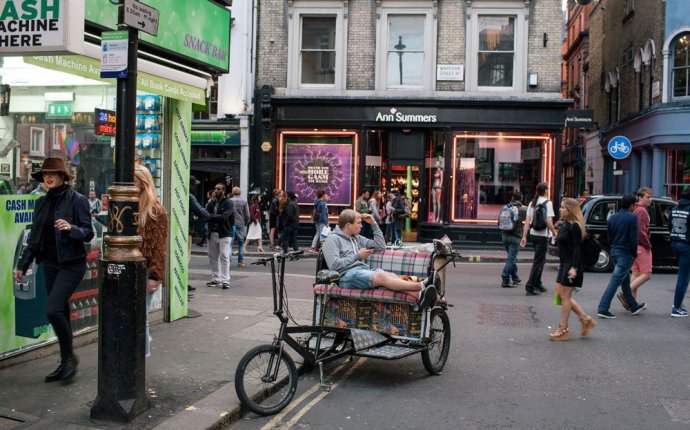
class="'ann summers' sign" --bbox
[375,107,437,123]
[0,0,84,55]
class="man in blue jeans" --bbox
[597,194,647,318]
[669,187,690,317]
[501,191,526,288]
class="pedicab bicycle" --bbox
[234,234,459,416]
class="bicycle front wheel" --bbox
[421,308,451,375]
[235,344,298,416]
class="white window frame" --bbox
[287,3,346,92]
[52,124,67,151]
[30,127,45,156]
[375,4,436,91]
[466,5,526,94]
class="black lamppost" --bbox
[90,0,149,422]
[394,36,406,85]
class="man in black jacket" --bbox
[669,187,690,317]
[205,183,234,289]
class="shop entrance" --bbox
[387,131,426,242]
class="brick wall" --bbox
[436,0,465,92]
[256,0,288,88]
[346,0,376,90]
[527,0,564,93]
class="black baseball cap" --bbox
[190,175,200,185]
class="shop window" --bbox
[278,131,358,217]
[666,148,690,200]
[287,5,346,91]
[466,6,525,93]
[672,33,690,99]
[376,6,435,91]
[451,133,550,222]
[30,127,45,156]
[52,124,67,151]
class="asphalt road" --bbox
[211,256,690,430]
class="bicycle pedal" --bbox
[320,380,333,392]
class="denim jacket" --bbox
[17,187,94,272]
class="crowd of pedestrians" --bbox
[498,183,690,341]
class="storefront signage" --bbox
[0,195,57,358]
[374,107,437,123]
[94,108,116,136]
[0,0,84,55]
[607,135,632,160]
[99,30,128,79]
[261,141,272,152]
[24,55,206,104]
[85,0,230,72]
[436,64,464,81]
[168,99,191,321]
[123,0,159,37]
[46,101,73,117]
[190,130,239,146]
[564,109,594,129]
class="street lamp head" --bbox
[394,36,406,52]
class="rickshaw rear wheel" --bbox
[235,344,298,416]
[421,308,451,375]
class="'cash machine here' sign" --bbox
[0,0,84,55]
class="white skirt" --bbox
[247,221,262,240]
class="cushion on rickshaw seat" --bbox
[312,284,418,305]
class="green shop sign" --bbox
[85,0,230,72]
[24,54,205,105]
[191,130,239,146]
[46,102,73,117]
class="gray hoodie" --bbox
[321,223,386,275]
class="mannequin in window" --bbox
[431,160,443,223]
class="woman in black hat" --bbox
[14,157,93,383]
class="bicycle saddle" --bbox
[315,269,340,284]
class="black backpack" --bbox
[532,200,550,231]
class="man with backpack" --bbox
[499,191,527,288]
[520,182,557,296]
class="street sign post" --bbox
[607,136,632,160]
[123,0,160,36]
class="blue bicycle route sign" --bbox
[608,136,632,160]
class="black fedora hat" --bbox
[31,157,74,183]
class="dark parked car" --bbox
[549,195,678,272]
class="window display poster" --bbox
[0,195,56,358]
[284,143,353,206]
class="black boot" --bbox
[44,362,65,383]
[60,354,79,382]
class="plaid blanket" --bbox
[313,284,418,304]
[366,249,432,278]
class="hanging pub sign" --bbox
[0,0,84,55]
[94,108,116,136]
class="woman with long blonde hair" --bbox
[134,164,168,357]
[550,197,596,341]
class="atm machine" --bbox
[13,227,49,338]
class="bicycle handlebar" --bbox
[251,250,305,266]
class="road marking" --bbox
[260,358,366,430]
[188,269,316,279]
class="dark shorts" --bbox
[557,262,583,288]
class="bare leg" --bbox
[371,272,423,299]
[556,283,572,327]
[269,227,275,248]
[630,271,651,299]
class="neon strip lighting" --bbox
[454,134,551,140]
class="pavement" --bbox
[0,244,552,430]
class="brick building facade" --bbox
[585,0,690,199]
[252,0,570,245]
